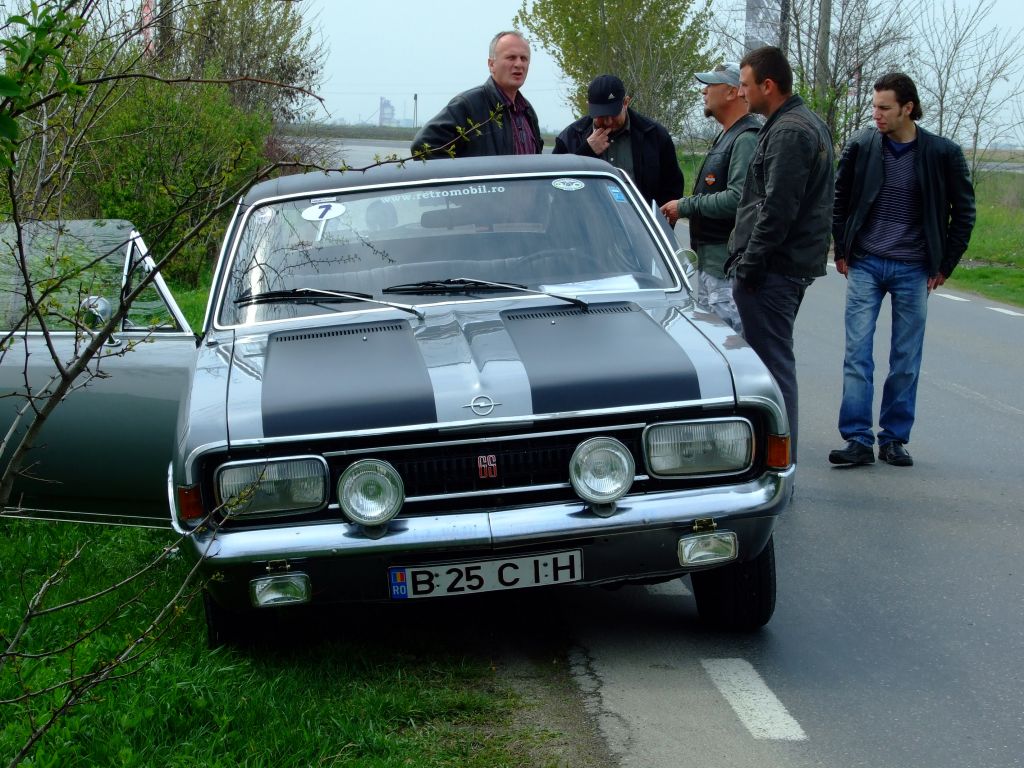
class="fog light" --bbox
[678,532,738,566]
[570,437,635,504]
[338,459,404,526]
[250,573,311,607]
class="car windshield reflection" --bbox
[218,175,676,326]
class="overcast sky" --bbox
[302,0,1024,132]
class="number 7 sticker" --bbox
[301,201,346,221]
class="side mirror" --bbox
[79,296,120,345]
[80,296,112,330]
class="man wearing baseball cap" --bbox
[553,74,683,206]
[661,62,761,333]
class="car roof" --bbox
[241,154,621,205]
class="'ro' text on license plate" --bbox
[388,550,583,600]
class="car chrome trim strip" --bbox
[223,396,736,450]
[402,475,651,503]
[320,423,649,457]
[130,230,194,335]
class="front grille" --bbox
[204,410,767,527]
[385,428,642,499]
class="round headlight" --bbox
[569,437,635,504]
[338,459,404,526]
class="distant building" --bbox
[379,98,396,128]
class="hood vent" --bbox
[505,302,637,322]
[273,322,407,345]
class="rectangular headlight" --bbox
[217,457,327,517]
[644,419,752,477]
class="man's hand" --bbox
[588,126,612,155]
[660,199,680,226]
[927,273,947,293]
[836,257,849,277]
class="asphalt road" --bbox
[563,267,1024,768]
[319,139,1024,766]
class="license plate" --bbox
[388,549,583,600]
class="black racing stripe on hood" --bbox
[502,303,700,413]
[261,321,436,437]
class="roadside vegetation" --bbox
[0,520,556,768]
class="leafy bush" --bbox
[72,78,271,287]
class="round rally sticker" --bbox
[301,201,346,221]
[551,178,585,191]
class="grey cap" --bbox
[695,62,740,87]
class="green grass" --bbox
[0,520,553,767]
[947,170,1024,305]
[675,151,1024,307]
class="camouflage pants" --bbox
[696,270,743,334]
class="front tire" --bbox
[202,590,240,649]
[691,535,776,630]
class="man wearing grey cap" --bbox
[661,62,760,333]
[553,74,684,206]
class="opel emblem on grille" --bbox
[463,394,500,416]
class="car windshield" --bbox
[218,175,678,326]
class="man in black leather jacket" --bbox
[727,46,834,464]
[411,31,543,159]
[553,74,684,207]
[828,72,975,468]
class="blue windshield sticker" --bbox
[607,185,627,202]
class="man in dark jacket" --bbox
[553,74,684,207]
[728,46,834,463]
[829,73,975,468]
[411,31,543,159]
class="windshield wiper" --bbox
[383,277,589,311]
[234,287,424,320]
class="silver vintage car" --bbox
[2,155,793,644]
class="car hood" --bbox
[222,300,737,443]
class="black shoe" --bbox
[828,440,874,466]
[879,441,913,466]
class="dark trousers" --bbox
[733,272,813,462]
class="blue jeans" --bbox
[838,253,929,447]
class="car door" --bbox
[0,220,196,527]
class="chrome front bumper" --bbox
[190,468,793,608]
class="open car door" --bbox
[1,220,196,527]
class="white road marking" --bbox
[934,293,970,301]
[931,380,1024,417]
[700,658,808,741]
[988,307,1024,316]
[645,578,691,597]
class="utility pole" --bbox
[744,0,777,51]
[814,0,832,104]
[779,0,791,53]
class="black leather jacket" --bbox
[833,126,976,278]
[552,109,684,206]
[728,96,834,282]
[411,78,543,159]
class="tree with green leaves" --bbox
[0,4,327,762]
[515,0,715,138]
[168,0,325,122]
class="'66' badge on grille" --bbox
[477,454,498,479]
